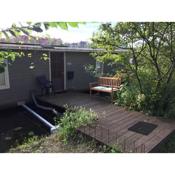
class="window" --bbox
[0,61,10,90]
[96,61,104,75]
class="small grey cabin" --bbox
[0,43,97,109]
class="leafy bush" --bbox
[58,107,97,144]
[115,84,145,111]
[115,79,175,118]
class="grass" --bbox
[10,130,175,153]
[9,132,121,153]
[8,106,121,153]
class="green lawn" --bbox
[9,133,120,153]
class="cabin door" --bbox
[50,52,65,92]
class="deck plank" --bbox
[40,92,175,153]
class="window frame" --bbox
[0,61,10,90]
[95,61,104,75]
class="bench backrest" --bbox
[98,77,121,87]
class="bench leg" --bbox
[111,92,114,103]
[90,89,92,96]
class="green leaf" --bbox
[34,23,42,27]
[2,31,9,40]
[43,22,49,30]
[9,29,17,37]
[57,22,68,30]
[47,22,59,28]
[67,22,79,28]
[20,28,30,35]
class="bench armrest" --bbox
[115,84,124,90]
[118,84,124,89]
[89,82,98,88]
[111,84,124,92]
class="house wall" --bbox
[65,52,96,91]
[0,50,96,109]
[0,50,50,109]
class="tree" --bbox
[0,22,81,39]
[91,22,175,117]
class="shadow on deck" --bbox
[39,91,175,153]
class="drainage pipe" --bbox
[31,93,58,115]
[21,104,59,133]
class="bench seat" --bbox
[90,86,119,93]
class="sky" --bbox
[0,22,101,43]
[38,23,101,43]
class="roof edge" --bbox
[0,43,126,53]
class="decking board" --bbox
[40,91,175,153]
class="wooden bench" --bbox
[89,77,122,102]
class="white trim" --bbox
[0,60,10,90]
[64,52,67,90]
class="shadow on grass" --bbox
[0,107,49,153]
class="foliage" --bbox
[0,22,81,69]
[14,135,41,151]
[115,83,154,114]
[92,22,175,118]
[9,132,121,153]
[84,63,102,77]
[0,51,24,73]
[160,137,175,153]
[58,106,97,144]
[151,131,175,153]
[0,22,82,39]
[84,60,126,78]
[99,144,121,153]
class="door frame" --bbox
[48,51,67,91]
[63,52,67,90]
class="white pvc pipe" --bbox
[21,104,59,133]
[32,93,58,115]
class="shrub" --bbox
[58,107,97,144]
[114,79,175,118]
[115,84,144,110]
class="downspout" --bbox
[20,103,59,133]
[31,93,58,115]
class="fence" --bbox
[78,123,146,153]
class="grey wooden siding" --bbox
[0,50,49,108]
[66,52,96,90]
[0,50,96,109]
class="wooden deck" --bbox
[39,91,175,153]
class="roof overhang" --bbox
[0,43,126,53]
